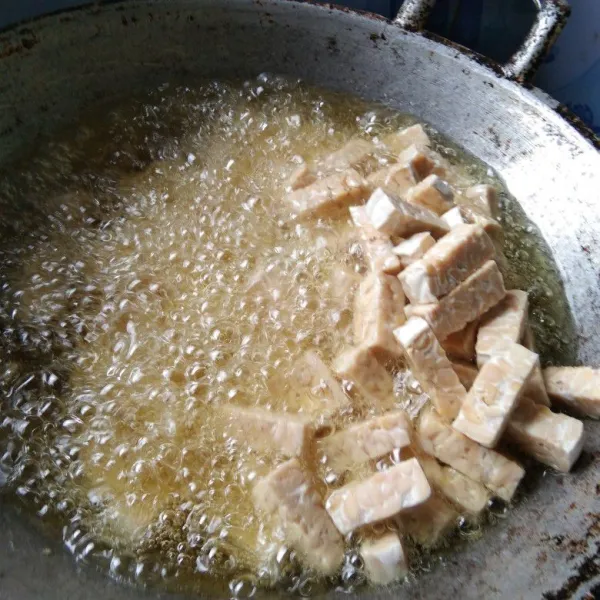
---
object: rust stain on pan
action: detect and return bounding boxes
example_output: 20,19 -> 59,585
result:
543,548 -> 600,599
276,0 -> 599,149
291,0 -> 389,23
555,104 -> 600,150
0,29 -> 39,58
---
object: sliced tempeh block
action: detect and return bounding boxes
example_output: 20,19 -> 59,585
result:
365,188 -> 449,239
222,405 -> 313,457
327,264 -> 361,307
403,304 -> 416,320
476,293 -> 550,407
349,205 -> 402,275
287,168 -> 368,219
398,145 -> 436,182
543,367 -> 600,418
286,350 -> 351,416
476,290 -> 529,367
451,360 -> 479,390
441,206 -> 467,228
399,224 -> 495,304
382,123 -> 431,155
367,163 -> 418,198
253,459 -> 344,575
452,343 -> 538,447
406,174 -> 454,215
360,532 -> 409,585
393,232 -> 436,267
506,397 -> 585,472
321,138 -> 377,173
418,453 -> 490,515
412,260 -> 506,339
398,493 -> 458,548
394,317 -> 467,421
524,363 -> 551,407
464,184 -> 500,219
350,203 -> 388,241
520,339 -> 551,407
363,240 -> 403,275
440,319 -> 479,362
360,239 -> 403,276
287,164 -> 316,191
417,408 -> 525,502
354,272 -> 406,362
462,208 -> 504,247
333,346 -> 395,409
521,322 -> 537,352
318,411 -> 412,471
325,458 -> 431,534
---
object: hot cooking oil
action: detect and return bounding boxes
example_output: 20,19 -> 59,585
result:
0,74 -> 575,597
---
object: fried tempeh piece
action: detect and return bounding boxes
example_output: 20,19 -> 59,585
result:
222,405 -> 313,457
365,188 -> 449,239
521,322 -> 537,352
381,123 -> 430,155
349,203 -> 388,241
417,408 -> 524,502
321,138 -> 377,173
441,319 -> 479,363
287,168 -> 368,219
394,317 -> 467,421
392,232 -> 436,268
398,145 -> 436,182
286,350 -> 351,416
333,346 -> 395,409
349,205 -> 402,275
398,493 -> 458,548
506,397 -> 585,472
412,260 -> 506,339
361,237 -> 403,276
325,458 -> 431,534
451,360 -> 479,390
476,290 -> 529,367
360,532 -> 409,585
399,224 -> 495,304
464,184 -> 500,219
319,411 -> 412,472
462,208 -> 504,248
354,272 -> 406,362
452,343 -> 538,447
406,174 -> 454,216
452,361 -> 579,468
418,453 -> 490,515
543,367 -> 600,418
368,142 -> 436,196
367,163 -> 419,198
476,293 -> 550,407
326,264 -> 361,306
287,164 -> 317,191
403,304 -> 416,320
253,459 -> 344,575
441,206 -> 466,228
523,363 -> 551,407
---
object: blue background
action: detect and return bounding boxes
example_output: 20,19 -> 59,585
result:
1,0 -> 598,134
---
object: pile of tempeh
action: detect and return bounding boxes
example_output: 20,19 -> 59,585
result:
224,124 -> 599,585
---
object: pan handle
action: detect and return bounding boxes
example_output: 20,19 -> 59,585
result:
393,0 -> 571,82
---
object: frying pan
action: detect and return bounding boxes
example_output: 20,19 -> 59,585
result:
0,1 -> 598,598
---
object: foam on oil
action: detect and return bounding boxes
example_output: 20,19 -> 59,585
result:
0,75 -> 575,597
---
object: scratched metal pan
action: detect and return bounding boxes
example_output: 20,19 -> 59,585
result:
0,0 -> 598,598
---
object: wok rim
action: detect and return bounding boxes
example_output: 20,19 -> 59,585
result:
0,0 -> 598,151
